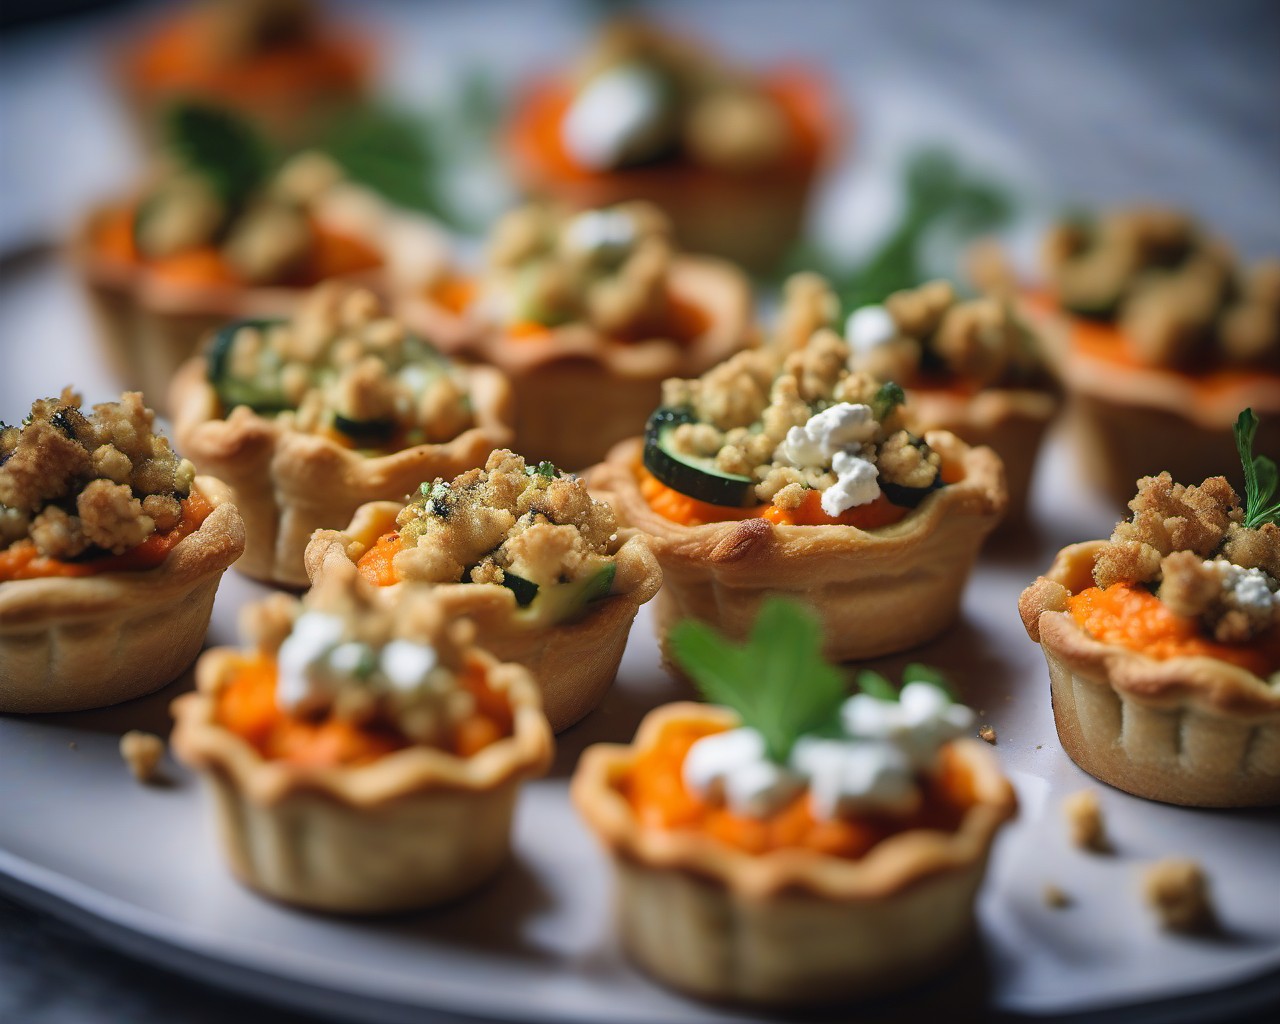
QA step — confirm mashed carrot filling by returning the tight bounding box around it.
[621,721,974,858]
[0,491,212,582]
[215,654,513,768]
[637,466,910,529]
[1069,584,1279,677]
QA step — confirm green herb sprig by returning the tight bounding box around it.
[669,599,846,763]
[1235,408,1280,529]
[163,102,272,211]
[854,663,955,702]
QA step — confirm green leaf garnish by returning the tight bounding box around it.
[854,669,898,701]
[163,102,271,210]
[1234,408,1280,529]
[669,599,846,763]
[527,461,559,479]
[872,381,906,421]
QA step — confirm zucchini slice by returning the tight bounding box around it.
[333,414,396,445]
[642,408,754,507]
[879,434,946,508]
[206,318,293,414]
[499,571,539,608]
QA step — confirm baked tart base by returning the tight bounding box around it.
[572,703,1016,1006]
[170,647,553,913]
[169,358,514,588]
[305,501,663,732]
[0,477,245,714]
[1020,542,1280,807]
[589,431,1006,663]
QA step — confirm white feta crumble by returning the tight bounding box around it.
[824,451,881,516]
[276,612,346,712]
[781,403,883,515]
[379,640,440,693]
[561,64,668,170]
[1208,560,1279,631]
[844,304,898,359]
[682,681,975,820]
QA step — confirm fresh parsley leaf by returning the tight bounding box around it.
[163,102,272,210]
[854,669,898,701]
[527,461,559,479]
[1234,408,1280,529]
[669,599,847,763]
[872,381,905,421]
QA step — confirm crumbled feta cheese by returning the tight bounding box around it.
[276,612,346,711]
[1208,559,1278,631]
[782,403,879,468]
[379,640,439,693]
[845,304,897,357]
[684,681,976,821]
[823,451,881,516]
[562,208,638,263]
[561,64,668,170]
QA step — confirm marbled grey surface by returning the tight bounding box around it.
[1,1,1278,1022]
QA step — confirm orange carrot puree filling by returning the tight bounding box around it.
[637,466,910,529]
[621,721,974,858]
[215,654,513,767]
[1069,584,1279,677]
[356,530,405,587]
[0,491,213,582]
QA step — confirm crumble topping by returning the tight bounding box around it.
[212,283,475,446]
[481,201,676,338]
[846,279,1047,389]
[1142,859,1215,932]
[1063,789,1108,852]
[1091,473,1279,643]
[1043,207,1279,370]
[119,730,166,784]
[660,283,944,511]
[390,449,619,590]
[0,389,195,559]
[244,567,488,746]
[560,21,793,174]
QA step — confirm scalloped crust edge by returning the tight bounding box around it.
[170,645,553,912]
[0,476,245,713]
[571,702,1017,1005]
[1019,541,1280,807]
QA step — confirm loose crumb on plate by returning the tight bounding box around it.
[1142,859,1214,932]
[120,730,165,784]
[1063,789,1108,852]
[978,724,997,744]
[1043,884,1072,909]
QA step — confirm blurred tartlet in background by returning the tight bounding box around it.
[399,201,753,469]
[502,20,837,274]
[844,276,1058,528]
[71,105,444,411]
[1024,207,1280,507]
[169,283,513,588]
[116,0,372,149]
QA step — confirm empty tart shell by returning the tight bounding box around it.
[906,386,1058,529]
[572,702,1017,1006]
[0,476,245,713]
[171,646,553,913]
[588,430,1007,663]
[399,255,753,470]
[69,206,386,414]
[1019,541,1280,807]
[304,500,663,732]
[1022,295,1280,508]
[169,357,514,588]
[502,73,837,274]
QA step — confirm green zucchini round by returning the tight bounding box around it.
[641,407,755,508]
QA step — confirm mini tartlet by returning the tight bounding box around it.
[170,283,513,587]
[117,0,371,148]
[847,278,1058,526]
[72,110,438,410]
[502,20,835,273]
[0,390,244,713]
[398,201,753,469]
[572,602,1016,1005]
[171,565,553,913]
[1019,431,1280,807]
[305,449,662,731]
[588,286,1006,662]
[1027,207,1280,506]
